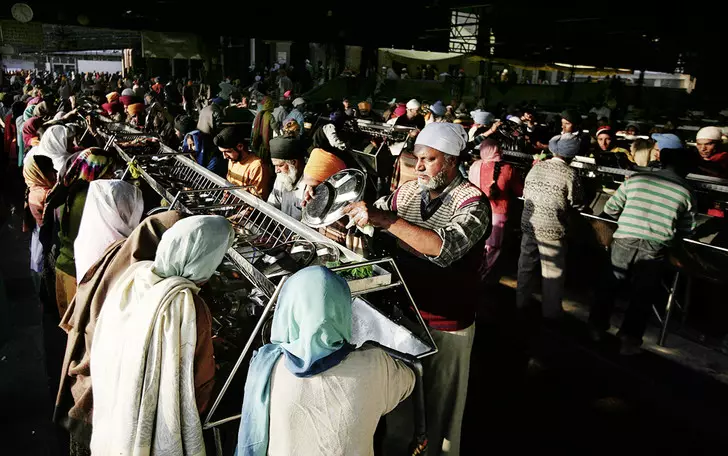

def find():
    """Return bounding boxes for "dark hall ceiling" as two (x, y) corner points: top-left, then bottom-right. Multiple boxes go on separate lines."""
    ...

(3, 1), (725, 74)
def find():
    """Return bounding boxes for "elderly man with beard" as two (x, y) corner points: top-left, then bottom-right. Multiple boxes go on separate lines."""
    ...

(344, 122), (491, 456)
(267, 135), (306, 220)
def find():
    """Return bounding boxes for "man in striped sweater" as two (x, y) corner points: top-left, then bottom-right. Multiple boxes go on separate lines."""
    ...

(589, 147), (696, 355)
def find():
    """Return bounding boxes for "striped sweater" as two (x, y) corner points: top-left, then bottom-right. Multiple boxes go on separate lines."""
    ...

(604, 170), (696, 245)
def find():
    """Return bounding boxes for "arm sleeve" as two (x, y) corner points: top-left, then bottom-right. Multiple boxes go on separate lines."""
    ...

(381, 352), (416, 415)
(323, 123), (347, 150)
(267, 181), (282, 209)
(603, 181), (628, 218)
(248, 162), (272, 200)
(676, 196), (697, 238)
(428, 201), (491, 268)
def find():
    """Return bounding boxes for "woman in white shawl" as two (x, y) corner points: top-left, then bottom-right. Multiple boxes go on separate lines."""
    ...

(23, 124), (73, 172)
(90, 215), (234, 456)
(74, 180), (145, 283)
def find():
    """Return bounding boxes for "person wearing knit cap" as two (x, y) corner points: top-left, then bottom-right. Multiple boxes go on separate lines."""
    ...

(694, 126), (728, 178)
(650, 133), (683, 164)
(215, 126), (272, 200)
(344, 121), (491, 456)
(428, 100), (446, 123)
(267, 136), (307, 220)
(518, 132), (584, 324)
(395, 99), (425, 130)
(560, 109), (582, 134)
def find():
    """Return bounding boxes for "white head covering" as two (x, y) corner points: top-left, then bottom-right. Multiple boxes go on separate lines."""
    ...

(470, 110), (494, 126)
(406, 99), (421, 110)
(25, 124), (71, 172)
(152, 215), (234, 283)
(415, 122), (468, 156)
(74, 180), (144, 282)
(292, 97), (306, 108)
(696, 126), (723, 141)
(121, 88), (134, 97)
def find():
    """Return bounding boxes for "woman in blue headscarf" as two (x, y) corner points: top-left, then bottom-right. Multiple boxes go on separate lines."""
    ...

(238, 266), (415, 456)
(182, 129), (227, 177)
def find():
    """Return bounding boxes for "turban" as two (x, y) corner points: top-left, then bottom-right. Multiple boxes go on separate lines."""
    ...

(696, 126), (722, 141)
(548, 133), (581, 158)
(127, 103), (145, 116)
(283, 90), (292, 99)
(415, 122), (468, 156)
(358, 101), (371, 112)
(406, 99), (421, 110)
(471, 110), (494, 126)
(393, 104), (407, 118)
(174, 115), (197, 136)
(303, 148), (347, 185)
(121, 88), (134, 97)
(292, 97), (306, 108)
(270, 137), (305, 161)
(651, 133), (683, 151)
(429, 101), (445, 117)
(106, 92), (119, 103)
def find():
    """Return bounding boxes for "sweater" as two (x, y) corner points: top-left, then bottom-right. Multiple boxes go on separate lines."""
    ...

(604, 170), (696, 246)
(521, 157), (583, 240)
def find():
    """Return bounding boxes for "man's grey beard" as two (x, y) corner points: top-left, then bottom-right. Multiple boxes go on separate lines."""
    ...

(418, 168), (450, 191)
(278, 166), (300, 192)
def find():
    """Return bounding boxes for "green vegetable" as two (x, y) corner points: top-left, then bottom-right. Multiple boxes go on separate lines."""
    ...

(333, 265), (374, 280)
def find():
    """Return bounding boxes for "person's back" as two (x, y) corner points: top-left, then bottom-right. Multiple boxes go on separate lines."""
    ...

(268, 345), (414, 456)
(521, 157), (581, 240)
(604, 170), (695, 245)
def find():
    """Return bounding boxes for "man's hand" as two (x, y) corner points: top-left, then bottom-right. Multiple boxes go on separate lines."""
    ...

(301, 184), (315, 207)
(483, 121), (502, 137)
(343, 201), (396, 229)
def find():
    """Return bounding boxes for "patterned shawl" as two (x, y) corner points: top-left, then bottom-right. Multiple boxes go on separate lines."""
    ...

(251, 96), (274, 163)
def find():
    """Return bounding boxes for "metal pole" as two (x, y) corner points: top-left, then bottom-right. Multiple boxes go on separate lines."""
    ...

(203, 276), (288, 429)
(658, 272), (681, 346)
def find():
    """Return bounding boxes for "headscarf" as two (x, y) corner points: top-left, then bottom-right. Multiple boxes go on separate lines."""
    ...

(237, 266), (353, 456)
(152, 215), (234, 283)
(183, 130), (214, 167)
(251, 96), (274, 162)
(392, 104), (407, 118)
(22, 116), (45, 149)
(479, 138), (502, 163)
(302, 148), (347, 185)
(414, 122), (468, 156)
(74, 180), (144, 283)
(23, 155), (57, 227)
(26, 124), (72, 172)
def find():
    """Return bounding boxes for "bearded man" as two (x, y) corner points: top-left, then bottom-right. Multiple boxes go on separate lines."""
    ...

(344, 122), (492, 456)
(267, 136), (306, 220)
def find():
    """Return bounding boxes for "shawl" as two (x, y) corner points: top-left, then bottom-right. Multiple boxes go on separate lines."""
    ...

(54, 212), (184, 442)
(90, 216), (233, 455)
(23, 155), (56, 227)
(251, 96), (274, 162)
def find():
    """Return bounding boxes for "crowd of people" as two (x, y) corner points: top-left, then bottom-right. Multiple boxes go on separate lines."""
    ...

(1, 66), (727, 456)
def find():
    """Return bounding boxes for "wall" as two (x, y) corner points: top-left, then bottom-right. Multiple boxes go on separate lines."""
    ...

(1, 58), (36, 71)
(77, 59), (123, 74)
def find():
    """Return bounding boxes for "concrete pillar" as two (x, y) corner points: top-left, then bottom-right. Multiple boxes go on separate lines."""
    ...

(250, 38), (256, 67)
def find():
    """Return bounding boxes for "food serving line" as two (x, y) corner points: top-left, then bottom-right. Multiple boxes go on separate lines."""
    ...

(95, 119), (435, 455)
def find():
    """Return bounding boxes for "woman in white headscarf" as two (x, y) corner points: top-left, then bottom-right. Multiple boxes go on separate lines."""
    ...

(74, 180), (144, 283)
(91, 215), (233, 456)
(23, 124), (73, 172)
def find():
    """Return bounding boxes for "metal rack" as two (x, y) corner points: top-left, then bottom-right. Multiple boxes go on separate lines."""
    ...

(102, 121), (437, 455)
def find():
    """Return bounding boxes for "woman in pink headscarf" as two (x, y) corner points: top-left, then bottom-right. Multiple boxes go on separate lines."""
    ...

(468, 139), (523, 280)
